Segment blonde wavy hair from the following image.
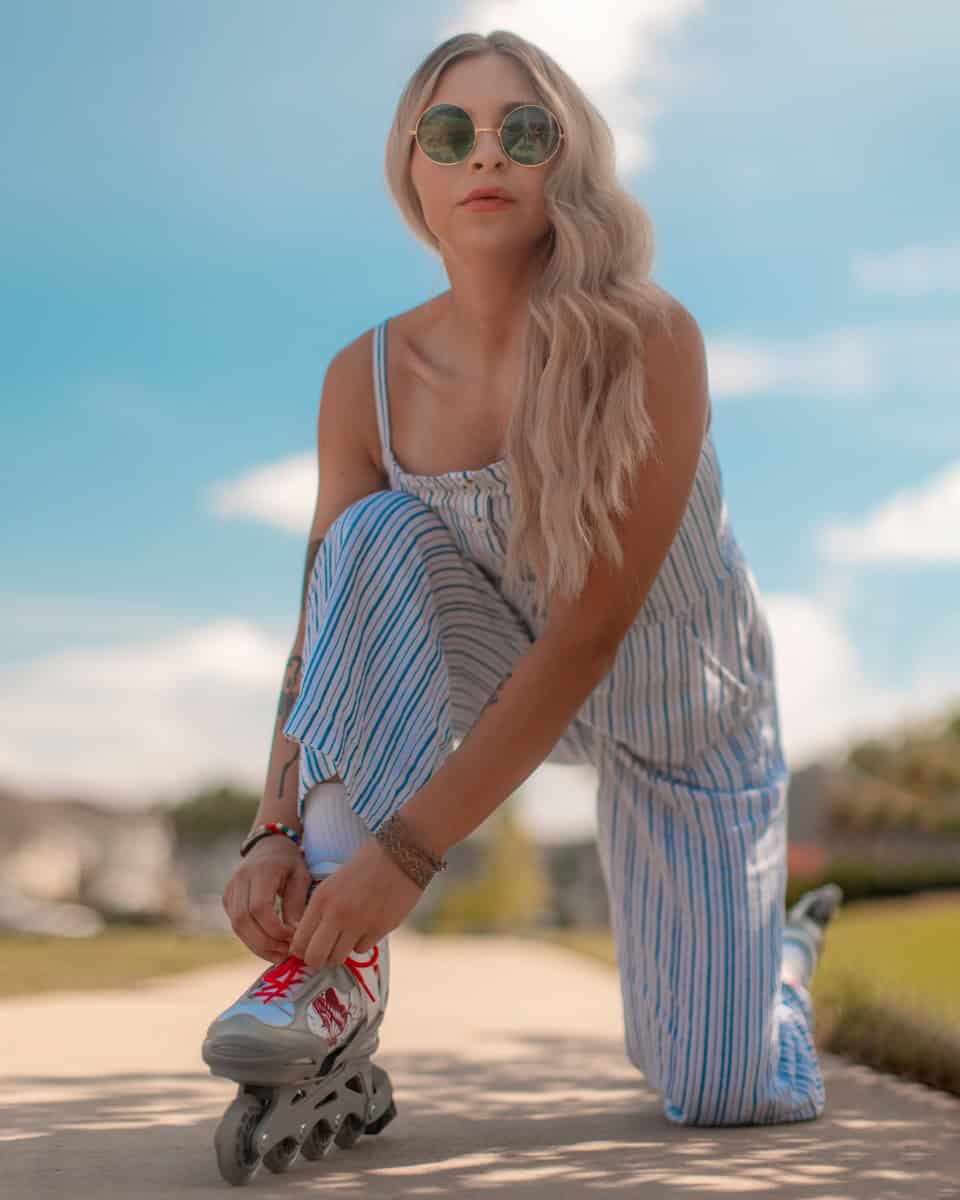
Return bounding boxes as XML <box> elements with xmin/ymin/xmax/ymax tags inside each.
<box><xmin>383</xmin><ymin>29</ymin><xmax>676</xmax><ymax>622</ymax></box>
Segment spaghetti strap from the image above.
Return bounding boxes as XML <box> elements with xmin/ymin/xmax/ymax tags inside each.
<box><xmin>371</xmin><ymin>320</ymin><xmax>395</xmax><ymax>473</ymax></box>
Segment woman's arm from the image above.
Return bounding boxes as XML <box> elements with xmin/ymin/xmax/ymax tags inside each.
<box><xmin>251</xmin><ymin>591</ymin><xmax>314</xmax><ymax>836</ymax></box>
<box><xmin>398</xmin><ymin>301</ymin><xmax>709</xmax><ymax>859</ymax></box>
<box><xmin>247</xmin><ymin>333</ymin><xmax>388</xmax><ymax>839</ymax></box>
<box><xmin>396</xmin><ymin>626</ymin><xmax>616</xmax><ymax>857</ymax></box>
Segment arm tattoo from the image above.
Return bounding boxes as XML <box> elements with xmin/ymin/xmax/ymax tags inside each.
<box><xmin>276</xmin><ymin>653</ymin><xmax>303</xmax><ymax>727</ymax></box>
<box><xmin>269</xmin><ymin>537</ymin><xmax>324</xmax><ymax>801</ymax></box>
<box><xmin>274</xmin><ymin>534</ymin><xmax>323</xmax><ymax>730</ymax></box>
<box><xmin>277</xmin><ymin>747</ymin><xmax>299</xmax><ymax>800</ymax></box>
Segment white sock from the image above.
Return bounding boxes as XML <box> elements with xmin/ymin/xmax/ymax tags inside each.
<box><xmin>301</xmin><ymin>779</ymin><xmax>371</xmax><ymax>877</ymax></box>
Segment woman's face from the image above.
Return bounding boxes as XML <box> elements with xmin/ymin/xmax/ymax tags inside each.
<box><xmin>410</xmin><ymin>54</ymin><xmax>558</xmax><ymax>263</ymax></box>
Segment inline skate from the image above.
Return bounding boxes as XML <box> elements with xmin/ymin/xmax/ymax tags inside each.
<box><xmin>202</xmin><ymin>900</ymin><xmax>396</xmax><ymax>1186</ymax></box>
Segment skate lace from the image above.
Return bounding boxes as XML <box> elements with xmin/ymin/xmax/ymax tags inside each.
<box><xmin>251</xmin><ymin>945</ymin><xmax>381</xmax><ymax>1004</ymax></box>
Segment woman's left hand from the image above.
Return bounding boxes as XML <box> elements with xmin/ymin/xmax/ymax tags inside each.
<box><xmin>287</xmin><ymin>835</ymin><xmax>426</xmax><ymax>969</ymax></box>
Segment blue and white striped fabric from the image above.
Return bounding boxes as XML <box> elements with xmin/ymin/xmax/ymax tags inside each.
<box><xmin>282</xmin><ymin>316</ymin><xmax>825</xmax><ymax>1127</ymax></box>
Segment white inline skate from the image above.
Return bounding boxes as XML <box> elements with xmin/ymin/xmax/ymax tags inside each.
<box><xmin>202</xmin><ymin>879</ymin><xmax>396</xmax><ymax>1186</ymax></box>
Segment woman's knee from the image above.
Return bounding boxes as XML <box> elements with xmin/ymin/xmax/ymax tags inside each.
<box><xmin>325</xmin><ymin>489</ymin><xmax>442</xmax><ymax>567</ymax></box>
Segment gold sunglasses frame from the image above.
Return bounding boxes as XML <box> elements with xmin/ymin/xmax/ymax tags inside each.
<box><xmin>408</xmin><ymin>103</ymin><xmax>565</xmax><ymax>167</ymax></box>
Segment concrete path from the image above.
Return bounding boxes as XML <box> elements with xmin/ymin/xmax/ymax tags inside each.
<box><xmin>2</xmin><ymin>929</ymin><xmax>958</xmax><ymax>1198</ymax></box>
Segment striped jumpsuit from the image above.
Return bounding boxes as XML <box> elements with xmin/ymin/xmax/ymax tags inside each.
<box><xmin>282</xmin><ymin>317</ymin><xmax>827</xmax><ymax>1128</ymax></box>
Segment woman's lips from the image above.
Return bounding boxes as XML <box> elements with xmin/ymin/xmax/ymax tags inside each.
<box><xmin>461</xmin><ymin>197</ymin><xmax>514</xmax><ymax>210</ymax></box>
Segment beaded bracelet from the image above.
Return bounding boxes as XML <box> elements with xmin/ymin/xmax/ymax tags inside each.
<box><xmin>239</xmin><ymin>821</ymin><xmax>302</xmax><ymax>859</ymax></box>
<box><xmin>373</xmin><ymin>811</ymin><xmax>448</xmax><ymax>890</ymax></box>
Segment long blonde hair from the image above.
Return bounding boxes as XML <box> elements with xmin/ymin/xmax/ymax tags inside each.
<box><xmin>384</xmin><ymin>30</ymin><xmax>676</xmax><ymax>621</ymax></box>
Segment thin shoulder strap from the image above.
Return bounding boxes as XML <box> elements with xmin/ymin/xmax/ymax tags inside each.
<box><xmin>371</xmin><ymin>319</ymin><xmax>394</xmax><ymax>470</ymax></box>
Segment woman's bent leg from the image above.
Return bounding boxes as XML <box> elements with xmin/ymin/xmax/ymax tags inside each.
<box><xmin>282</xmin><ymin>489</ymin><xmax>546</xmax><ymax>834</ymax></box>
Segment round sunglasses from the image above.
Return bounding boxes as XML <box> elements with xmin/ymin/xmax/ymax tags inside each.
<box><xmin>409</xmin><ymin>103</ymin><xmax>564</xmax><ymax>167</ymax></box>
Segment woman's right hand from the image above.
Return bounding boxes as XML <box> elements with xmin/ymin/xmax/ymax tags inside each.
<box><xmin>221</xmin><ymin>835</ymin><xmax>313</xmax><ymax>962</ymax></box>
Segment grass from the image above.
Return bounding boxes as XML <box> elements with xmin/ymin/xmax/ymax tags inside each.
<box><xmin>814</xmin><ymin>890</ymin><xmax>960</xmax><ymax>1021</ymax></box>
<box><xmin>0</xmin><ymin>926</ymin><xmax>252</xmax><ymax>998</ymax></box>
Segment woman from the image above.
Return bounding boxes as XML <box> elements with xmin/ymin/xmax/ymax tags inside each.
<box><xmin>203</xmin><ymin>31</ymin><xmax>844</xmax><ymax>1171</ymax></box>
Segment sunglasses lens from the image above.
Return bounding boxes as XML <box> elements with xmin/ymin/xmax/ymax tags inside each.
<box><xmin>501</xmin><ymin>105</ymin><xmax>561</xmax><ymax>164</ymax></box>
<box><xmin>416</xmin><ymin>104</ymin><xmax>475</xmax><ymax>164</ymax></box>
<box><xmin>416</xmin><ymin>104</ymin><xmax>560</xmax><ymax>164</ymax></box>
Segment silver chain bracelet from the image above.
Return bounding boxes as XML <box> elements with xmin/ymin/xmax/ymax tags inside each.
<box><xmin>373</xmin><ymin>812</ymin><xmax>448</xmax><ymax>889</ymax></box>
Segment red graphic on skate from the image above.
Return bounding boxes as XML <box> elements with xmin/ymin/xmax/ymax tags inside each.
<box><xmin>310</xmin><ymin>987</ymin><xmax>354</xmax><ymax>1046</ymax></box>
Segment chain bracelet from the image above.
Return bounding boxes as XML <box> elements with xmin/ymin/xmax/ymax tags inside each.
<box><xmin>373</xmin><ymin>812</ymin><xmax>448</xmax><ymax>889</ymax></box>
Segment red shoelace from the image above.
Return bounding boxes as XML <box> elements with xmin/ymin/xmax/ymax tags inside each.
<box><xmin>252</xmin><ymin>945</ymin><xmax>380</xmax><ymax>1004</ymax></box>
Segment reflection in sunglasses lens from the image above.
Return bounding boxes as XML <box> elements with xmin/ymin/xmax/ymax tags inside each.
<box><xmin>418</xmin><ymin>104</ymin><xmax>558</xmax><ymax>164</ymax></box>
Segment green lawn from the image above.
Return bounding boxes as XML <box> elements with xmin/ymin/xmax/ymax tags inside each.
<box><xmin>0</xmin><ymin>926</ymin><xmax>252</xmax><ymax>998</ymax></box>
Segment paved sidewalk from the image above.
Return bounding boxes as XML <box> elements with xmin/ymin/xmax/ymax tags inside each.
<box><xmin>2</xmin><ymin>929</ymin><xmax>958</xmax><ymax>1198</ymax></box>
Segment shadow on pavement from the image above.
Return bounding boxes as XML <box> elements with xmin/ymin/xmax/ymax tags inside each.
<box><xmin>4</xmin><ymin>1030</ymin><xmax>959</xmax><ymax>1198</ymax></box>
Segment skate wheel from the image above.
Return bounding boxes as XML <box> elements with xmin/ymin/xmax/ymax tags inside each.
<box><xmin>365</xmin><ymin>1097</ymin><xmax>398</xmax><ymax>1136</ymax></box>
<box><xmin>333</xmin><ymin>1112</ymin><xmax>365</xmax><ymax>1149</ymax></box>
<box><xmin>263</xmin><ymin>1135</ymin><xmax>300</xmax><ymax>1173</ymax></box>
<box><xmin>299</xmin><ymin>1119</ymin><xmax>335</xmax><ymax>1161</ymax></box>
<box><xmin>213</xmin><ymin>1092</ymin><xmax>265</xmax><ymax>1186</ymax></box>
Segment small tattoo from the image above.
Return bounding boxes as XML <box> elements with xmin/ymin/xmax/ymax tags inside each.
<box><xmin>277</xmin><ymin>748</ymin><xmax>298</xmax><ymax>800</ymax></box>
<box><xmin>276</xmin><ymin>654</ymin><xmax>303</xmax><ymax>726</ymax></box>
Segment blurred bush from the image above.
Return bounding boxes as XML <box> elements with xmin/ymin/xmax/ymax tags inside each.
<box><xmin>168</xmin><ymin>783</ymin><xmax>260</xmax><ymax>844</ymax></box>
<box><xmin>816</xmin><ymin>970</ymin><xmax>960</xmax><ymax>1099</ymax></box>
<box><xmin>837</xmin><ymin>707</ymin><xmax>960</xmax><ymax>833</ymax></box>
<box><xmin>786</xmin><ymin>858</ymin><xmax>960</xmax><ymax>907</ymax></box>
<box><xmin>420</xmin><ymin>807</ymin><xmax>551</xmax><ymax>934</ymax></box>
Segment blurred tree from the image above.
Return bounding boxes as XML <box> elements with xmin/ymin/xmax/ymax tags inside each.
<box><xmin>423</xmin><ymin>801</ymin><xmax>551</xmax><ymax>934</ymax></box>
<box><xmin>169</xmin><ymin>783</ymin><xmax>260</xmax><ymax>844</ymax></box>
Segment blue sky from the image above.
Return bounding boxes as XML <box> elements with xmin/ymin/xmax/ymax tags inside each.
<box><xmin>2</xmin><ymin>1</ymin><xmax>957</xmax><ymax>842</ymax></box>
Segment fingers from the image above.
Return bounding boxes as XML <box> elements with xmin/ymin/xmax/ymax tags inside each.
<box><xmin>326</xmin><ymin>928</ymin><xmax>356</xmax><ymax>966</ymax></box>
<box><xmin>279</xmin><ymin>864</ymin><xmax>312</xmax><ymax>928</ymax></box>
<box><xmin>222</xmin><ymin>876</ymin><xmax>294</xmax><ymax>963</ymax></box>
<box><xmin>352</xmin><ymin>931</ymin><xmax>378</xmax><ymax>955</ymax></box>
<box><xmin>249</xmin><ymin>867</ymin><xmax>296</xmax><ymax>942</ymax></box>
<box><xmin>290</xmin><ymin>900</ymin><xmax>342</xmax><ymax>968</ymax></box>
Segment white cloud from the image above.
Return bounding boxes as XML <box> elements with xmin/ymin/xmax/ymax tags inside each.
<box><xmin>205</xmin><ymin>452</ymin><xmax>315</xmax><ymax>534</ymax></box>
<box><xmin>439</xmin><ymin>0</ymin><xmax>710</xmax><ymax>174</ymax></box>
<box><xmin>706</xmin><ymin>329</ymin><xmax>878</xmax><ymax>398</ymax></box>
<box><xmin>705</xmin><ymin>317</ymin><xmax>960</xmax><ymax>406</ymax></box>
<box><xmin>816</xmin><ymin>458</ymin><xmax>960</xmax><ymax>565</ymax></box>
<box><xmin>853</xmin><ymin>240</ymin><xmax>960</xmax><ymax>297</ymax></box>
<box><xmin>765</xmin><ymin>590</ymin><xmax>959</xmax><ymax>766</ymax></box>
<box><xmin>0</xmin><ymin>621</ymin><xmax>289</xmax><ymax>808</ymax></box>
